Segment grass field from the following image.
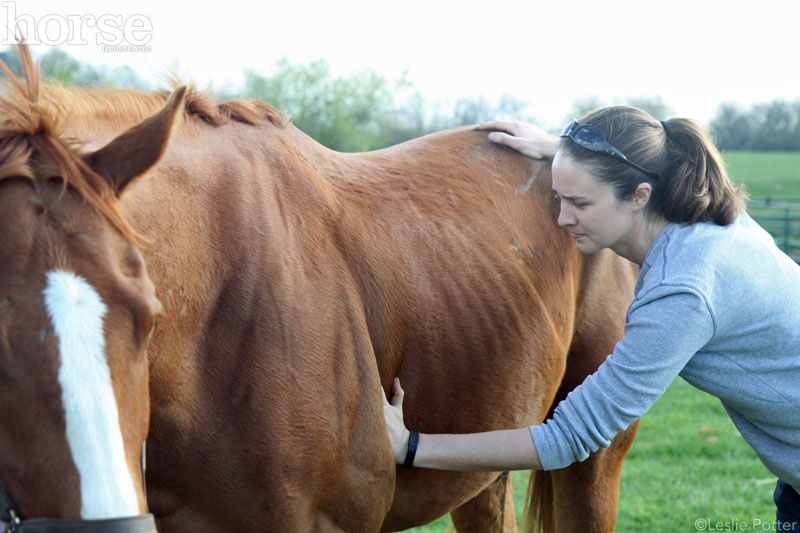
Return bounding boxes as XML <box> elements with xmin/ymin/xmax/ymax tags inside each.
<box><xmin>726</xmin><ymin>151</ymin><xmax>800</xmax><ymax>261</ymax></box>
<box><xmin>724</xmin><ymin>151</ymin><xmax>800</xmax><ymax>199</ymax></box>
<box><xmin>406</xmin><ymin>151</ymin><xmax>799</xmax><ymax>532</ymax></box>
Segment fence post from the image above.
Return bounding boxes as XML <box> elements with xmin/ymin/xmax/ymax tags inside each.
<box><xmin>784</xmin><ymin>206</ymin><xmax>791</xmax><ymax>255</ymax></box>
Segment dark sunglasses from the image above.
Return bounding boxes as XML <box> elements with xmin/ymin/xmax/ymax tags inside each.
<box><xmin>560</xmin><ymin>119</ymin><xmax>660</xmax><ymax>181</ymax></box>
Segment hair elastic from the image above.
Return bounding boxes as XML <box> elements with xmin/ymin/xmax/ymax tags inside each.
<box><xmin>661</xmin><ymin>120</ymin><xmax>672</xmax><ymax>140</ymax></box>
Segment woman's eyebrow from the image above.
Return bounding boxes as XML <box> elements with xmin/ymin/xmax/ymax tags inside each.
<box><xmin>553</xmin><ymin>190</ymin><xmax>588</xmax><ymax>202</ymax></box>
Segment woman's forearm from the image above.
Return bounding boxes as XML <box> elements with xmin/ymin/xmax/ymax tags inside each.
<box><xmin>411</xmin><ymin>427</ymin><xmax>542</xmax><ymax>471</ymax></box>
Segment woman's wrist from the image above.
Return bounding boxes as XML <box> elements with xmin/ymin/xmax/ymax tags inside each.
<box><xmin>403</xmin><ymin>429</ymin><xmax>420</xmax><ymax>468</ymax></box>
<box><xmin>393</xmin><ymin>428</ymin><xmax>411</xmax><ymax>464</ymax></box>
<box><xmin>541</xmin><ymin>135</ymin><xmax>559</xmax><ymax>159</ymax></box>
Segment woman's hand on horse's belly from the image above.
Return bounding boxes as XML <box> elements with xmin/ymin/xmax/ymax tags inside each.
<box><xmin>381</xmin><ymin>378</ymin><xmax>543</xmax><ymax>472</ymax></box>
<box><xmin>476</xmin><ymin>120</ymin><xmax>558</xmax><ymax>159</ymax></box>
<box><xmin>383</xmin><ymin>377</ymin><xmax>411</xmax><ymax>464</ymax></box>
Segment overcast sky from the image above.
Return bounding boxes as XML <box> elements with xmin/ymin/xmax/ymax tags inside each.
<box><xmin>4</xmin><ymin>0</ymin><xmax>799</xmax><ymax>129</ymax></box>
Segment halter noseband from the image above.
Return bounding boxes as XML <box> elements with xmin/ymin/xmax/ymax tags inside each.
<box><xmin>0</xmin><ymin>445</ymin><xmax>157</xmax><ymax>533</ymax></box>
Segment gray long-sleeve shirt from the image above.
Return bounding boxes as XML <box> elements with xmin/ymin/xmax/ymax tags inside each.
<box><xmin>530</xmin><ymin>211</ymin><xmax>800</xmax><ymax>491</ymax></box>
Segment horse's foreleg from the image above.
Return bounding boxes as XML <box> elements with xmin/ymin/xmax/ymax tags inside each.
<box><xmin>547</xmin><ymin>421</ymin><xmax>638</xmax><ymax>533</ymax></box>
<box><xmin>533</xmin><ymin>250</ymin><xmax>639</xmax><ymax>532</ymax></box>
<box><xmin>450</xmin><ymin>471</ymin><xmax>517</xmax><ymax>533</ymax></box>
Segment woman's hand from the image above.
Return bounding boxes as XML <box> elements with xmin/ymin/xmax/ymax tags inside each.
<box><xmin>476</xmin><ymin>120</ymin><xmax>558</xmax><ymax>160</ymax></box>
<box><xmin>383</xmin><ymin>377</ymin><xmax>410</xmax><ymax>464</ymax></box>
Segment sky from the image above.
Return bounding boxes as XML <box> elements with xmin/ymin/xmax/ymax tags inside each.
<box><xmin>3</xmin><ymin>0</ymin><xmax>799</xmax><ymax>130</ymax></box>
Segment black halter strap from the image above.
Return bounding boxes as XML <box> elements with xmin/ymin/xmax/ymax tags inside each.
<box><xmin>0</xmin><ymin>475</ymin><xmax>21</xmax><ymax>532</ymax></box>
<box><xmin>0</xmin><ymin>444</ymin><xmax>156</xmax><ymax>533</ymax></box>
<box><xmin>1</xmin><ymin>476</ymin><xmax>156</xmax><ymax>532</ymax></box>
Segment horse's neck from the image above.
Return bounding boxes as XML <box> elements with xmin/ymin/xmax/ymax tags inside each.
<box><xmin>64</xmin><ymin>117</ymin><xmax>143</xmax><ymax>155</ymax></box>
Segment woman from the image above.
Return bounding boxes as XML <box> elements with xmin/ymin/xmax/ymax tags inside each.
<box><xmin>382</xmin><ymin>106</ymin><xmax>800</xmax><ymax>526</ymax></box>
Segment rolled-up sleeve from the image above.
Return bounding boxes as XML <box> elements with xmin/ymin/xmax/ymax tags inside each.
<box><xmin>530</xmin><ymin>286</ymin><xmax>716</xmax><ymax>470</ymax></box>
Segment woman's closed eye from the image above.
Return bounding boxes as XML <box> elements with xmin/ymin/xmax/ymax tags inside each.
<box><xmin>559</xmin><ymin>196</ymin><xmax>588</xmax><ymax>209</ymax></box>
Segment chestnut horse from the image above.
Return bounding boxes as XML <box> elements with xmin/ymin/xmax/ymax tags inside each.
<box><xmin>46</xmin><ymin>75</ymin><xmax>639</xmax><ymax>530</ymax></box>
<box><xmin>0</xmin><ymin>46</ymin><xmax>165</xmax><ymax>530</ymax></box>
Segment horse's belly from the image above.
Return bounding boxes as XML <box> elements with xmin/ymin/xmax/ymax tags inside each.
<box><xmin>381</xmin><ymin>470</ymin><xmax>502</xmax><ymax>531</ymax></box>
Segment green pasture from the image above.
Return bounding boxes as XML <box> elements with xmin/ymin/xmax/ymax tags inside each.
<box><xmin>407</xmin><ymin>151</ymin><xmax>798</xmax><ymax>532</ymax></box>
<box><xmin>726</xmin><ymin>151</ymin><xmax>800</xmax><ymax>261</ymax></box>
<box><xmin>725</xmin><ymin>151</ymin><xmax>800</xmax><ymax>199</ymax></box>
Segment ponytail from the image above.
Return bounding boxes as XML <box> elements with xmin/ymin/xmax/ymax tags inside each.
<box><xmin>650</xmin><ymin>118</ymin><xmax>747</xmax><ymax>225</ymax></box>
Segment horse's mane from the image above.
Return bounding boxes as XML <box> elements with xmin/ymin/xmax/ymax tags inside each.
<box><xmin>0</xmin><ymin>44</ymin><xmax>145</xmax><ymax>242</ymax></box>
<box><xmin>39</xmin><ymin>82</ymin><xmax>285</xmax><ymax>132</ymax></box>
<box><xmin>0</xmin><ymin>43</ymin><xmax>285</xmax><ymax>245</ymax></box>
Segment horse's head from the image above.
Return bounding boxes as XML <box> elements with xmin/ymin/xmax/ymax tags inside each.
<box><xmin>0</xmin><ymin>44</ymin><xmax>183</xmax><ymax>527</ymax></box>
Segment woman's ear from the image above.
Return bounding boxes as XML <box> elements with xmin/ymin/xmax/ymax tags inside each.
<box><xmin>631</xmin><ymin>182</ymin><xmax>653</xmax><ymax>211</ymax></box>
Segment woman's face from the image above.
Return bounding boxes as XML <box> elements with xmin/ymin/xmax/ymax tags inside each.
<box><xmin>552</xmin><ymin>151</ymin><xmax>641</xmax><ymax>256</ymax></box>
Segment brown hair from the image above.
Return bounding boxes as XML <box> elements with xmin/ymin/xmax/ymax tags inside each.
<box><xmin>558</xmin><ymin>105</ymin><xmax>747</xmax><ymax>225</ymax></box>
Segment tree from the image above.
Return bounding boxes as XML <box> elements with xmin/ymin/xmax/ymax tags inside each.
<box><xmin>711</xmin><ymin>100</ymin><xmax>800</xmax><ymax>151</ymax></box>
<box><xmin>0</xmin><ymin>49</ymin><xmax>23</xmax><ymax>76</ymax></box>
<box><xmin>624</xmin><ymin>96</ymin><xmax>673</xmax><ymax>121</ymax></box>
<box><xmin>421</xmin><ymin>93</ymin><xmax>537</xmax><ymax>136</ymax></box>
<box><xmin>0</xmin><ymin>47</ymin><xmax>151</xmax><ymax>89</ymax></box>
<box><xmin>710</xmin><ymin>102</ymin><xmax>756</xmax><ymax>150</ymax></box>
<box><xmin>565</xmin><ymin>95</ymin><xmax>605</xmax><ymax>123</ymax></box>
<box><xmin>564</xmin><ymin>95</ymin><xmax>673</xmax><ymax>125</ymax></box>
<box><xmin>242</xmin><ymin>58</ymin><xmax>424</xmax><ymax>152</ymax></box>
<box><xmin>39</xmin><ymin>48</ymin><xmax>83</xmax><ymax>85</ymax></box>
<box><xmin>792</xmin><ymin>100</ymin><xmax>800</xmax><ymax>151</ymax></box>
<box><xmin>443</xmin><ymin>94</ymin><xmax>532</xmax><ymax>126</ymax></box>
<box><xmin>752</xmin><ymin>100</ymin><xmax>799</xmax><ymax>151</ymax></box>
<box><xmin>243</xmin><ymin>62</ymin><xmax>545</xmax><ymax>151</ymax></box>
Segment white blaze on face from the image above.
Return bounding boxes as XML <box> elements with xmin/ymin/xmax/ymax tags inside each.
<box><xmin>43</xmin><ymin>269</ymin><xmax>140</xmax><ymax>518</ymax></box>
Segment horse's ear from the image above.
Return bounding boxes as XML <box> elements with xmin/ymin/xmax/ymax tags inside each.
<box><xmin>85</xmin><ymin>85</ymin><xmax>187</xmax><ymax>196</ymax></box>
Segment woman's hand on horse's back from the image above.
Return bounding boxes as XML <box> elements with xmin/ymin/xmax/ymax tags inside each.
<box><xmin>383</xmin><ymin>377</ymin><xmax>410</xmax><ymax>464</ymax></box>
<box><xmin>476</xmin><ymin>120</ymin><xmax>558</xmax><ymax>160</ymax></box>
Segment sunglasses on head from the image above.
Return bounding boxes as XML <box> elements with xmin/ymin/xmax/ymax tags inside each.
<box><xmin>560</xmin><ymin>119</ymin><xmax>660</xmax><ymax>181</ymax></box>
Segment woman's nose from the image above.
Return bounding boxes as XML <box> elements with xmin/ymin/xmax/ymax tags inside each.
<box><xmin>557</xmin><ymin>205</ymin><xmax>576</xmax><ymax>227</ymax></box>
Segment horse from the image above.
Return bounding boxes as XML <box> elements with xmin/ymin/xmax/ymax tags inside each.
<box><xmin>42</xmin><ymin>66</ymin><xmax>640</xmax><ymax>531</ymax></box>
<box><xmin>0</xmin><ymin>45</ymin><xmax>171</xmax><ymax>531</ymax></box>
